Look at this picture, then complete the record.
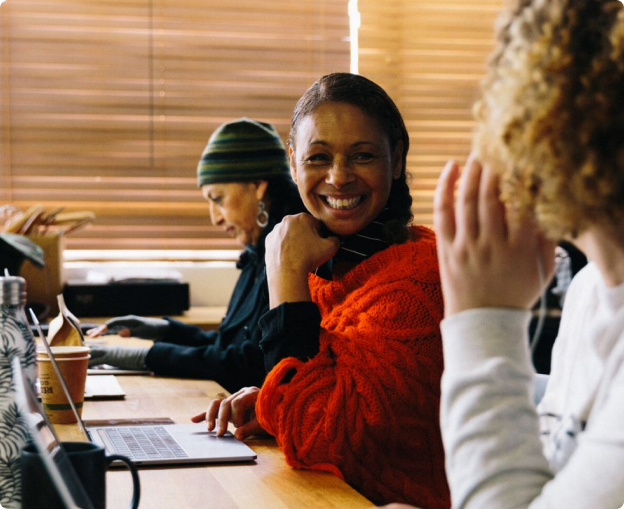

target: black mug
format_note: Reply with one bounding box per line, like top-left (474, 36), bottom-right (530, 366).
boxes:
top-left (21, 441), bottom-right (141, 509)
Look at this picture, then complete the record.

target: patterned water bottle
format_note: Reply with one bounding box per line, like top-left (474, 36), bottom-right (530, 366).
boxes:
top-left (0, 275), bottom-right (38, 509)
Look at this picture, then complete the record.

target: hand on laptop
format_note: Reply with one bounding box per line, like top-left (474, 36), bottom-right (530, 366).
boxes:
top-left (87, 315), bottom-right (169, 341)
top-left (191, 386), bottom-right (268, 441)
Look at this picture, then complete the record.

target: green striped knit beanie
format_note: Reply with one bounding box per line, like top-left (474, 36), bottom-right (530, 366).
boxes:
top-left (197, 118), bottom-right (290, 187)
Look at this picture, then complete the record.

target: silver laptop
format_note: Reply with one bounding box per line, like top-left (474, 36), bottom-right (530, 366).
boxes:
top-left (12, 357), bottom-right (94, 509)
top-left (32, 311), bottom-right (257, 467)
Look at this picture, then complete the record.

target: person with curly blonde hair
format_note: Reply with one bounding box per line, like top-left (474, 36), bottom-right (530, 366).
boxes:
top-left (379, 1), bottom-right (624, 508)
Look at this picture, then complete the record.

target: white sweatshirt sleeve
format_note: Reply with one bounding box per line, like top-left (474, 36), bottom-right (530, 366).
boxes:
top-left (440, 308), bottom-right (624, 509)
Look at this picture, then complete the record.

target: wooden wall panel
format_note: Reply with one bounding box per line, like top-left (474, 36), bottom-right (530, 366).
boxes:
top-left (0, 0), bottom-right (350, 250)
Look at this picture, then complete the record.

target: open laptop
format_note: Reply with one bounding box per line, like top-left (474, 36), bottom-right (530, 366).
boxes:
top-left (31, 311), bottom-right (257, 467)
top-left (12, 357), bottom-right (94, 509)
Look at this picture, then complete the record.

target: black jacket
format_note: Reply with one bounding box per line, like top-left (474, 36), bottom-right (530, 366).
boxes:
top-left (145, 242), bottom-right (268, 393)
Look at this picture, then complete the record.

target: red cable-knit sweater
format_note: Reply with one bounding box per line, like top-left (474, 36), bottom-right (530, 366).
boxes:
top-left (255, 226), bottom-right (450, 509)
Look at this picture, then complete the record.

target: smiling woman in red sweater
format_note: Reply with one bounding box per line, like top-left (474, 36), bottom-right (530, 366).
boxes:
top-left (193, 73), bottom-right (450, 509)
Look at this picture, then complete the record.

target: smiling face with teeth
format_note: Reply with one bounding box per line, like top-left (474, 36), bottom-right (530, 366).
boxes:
top-left (289, 101), bottom-right (402, 237)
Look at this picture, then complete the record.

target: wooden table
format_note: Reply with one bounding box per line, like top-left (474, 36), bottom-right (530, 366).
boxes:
top-left (56, 375), bottom-right (372, 509)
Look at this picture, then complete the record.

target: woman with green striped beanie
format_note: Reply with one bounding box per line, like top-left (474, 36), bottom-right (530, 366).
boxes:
top-left (88, 118), bottom-right (304, 393)
top-left (197, 117), bottom-right (294, 244)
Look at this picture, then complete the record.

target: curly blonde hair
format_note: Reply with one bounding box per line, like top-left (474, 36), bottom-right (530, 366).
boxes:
top-left (474, 0), bottom-right (624, 239)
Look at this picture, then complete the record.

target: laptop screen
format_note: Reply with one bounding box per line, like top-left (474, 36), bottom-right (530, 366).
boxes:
top-left (12, 357), bottom-right (94, 509)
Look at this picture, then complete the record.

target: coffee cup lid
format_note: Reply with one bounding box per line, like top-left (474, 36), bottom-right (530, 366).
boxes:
top-left (37, 345), bottom-right (90, 359)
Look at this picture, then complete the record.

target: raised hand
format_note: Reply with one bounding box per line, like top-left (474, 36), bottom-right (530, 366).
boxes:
top-left (434, 155), bottom-right (556, 317)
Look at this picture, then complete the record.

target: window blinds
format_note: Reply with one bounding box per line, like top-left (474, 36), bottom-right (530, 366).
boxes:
top-left (0, 0), bottom-right (350, 251)
top-left (358, 0), bottom-right (505, 226)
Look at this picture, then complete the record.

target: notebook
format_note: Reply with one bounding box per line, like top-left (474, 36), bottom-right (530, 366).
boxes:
top-left (32, 311), bottom-right (257, 467)
top-left (37, 375), bottom-right (126, 400)
top-left (84, 375), bottom-right (126, 399)
top-left (12, 357), bottom-right (94, 509)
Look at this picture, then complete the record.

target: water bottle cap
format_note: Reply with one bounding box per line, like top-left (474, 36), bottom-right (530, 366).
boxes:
top-left (0, 275), bottom-right (27, 306)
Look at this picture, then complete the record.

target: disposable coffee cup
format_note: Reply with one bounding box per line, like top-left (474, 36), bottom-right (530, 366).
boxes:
top-left (37, 346), bottom-right (90, 424)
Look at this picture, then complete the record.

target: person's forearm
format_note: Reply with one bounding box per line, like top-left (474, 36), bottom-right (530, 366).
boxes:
top-left (163, 317), bottom-right (218, 347)
top-left (267, 265), bottom-right (311, 308)
top-left (89, 345), bottom-right (150, 371)
top-left (441, 308), bottom-right (552, 509)
top-left (146, 340), bottom-right (265, 392)
top-left (259, 302), bottom-right (321, 371)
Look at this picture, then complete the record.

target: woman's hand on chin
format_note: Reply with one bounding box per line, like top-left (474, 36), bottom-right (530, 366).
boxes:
top-left (265, 213), bottom-right (340, 307)
top-left (191, 387), bottom-right (267, 441)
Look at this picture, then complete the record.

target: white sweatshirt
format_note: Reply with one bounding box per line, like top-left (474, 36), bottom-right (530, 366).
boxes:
top-left (440, 263), bottom-right (624, 509)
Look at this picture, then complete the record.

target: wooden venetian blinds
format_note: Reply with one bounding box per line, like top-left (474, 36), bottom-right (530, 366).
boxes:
top-left (0, 0), bottom-right (349, 251)
top-left (357, 0), bottom-right (505, 227)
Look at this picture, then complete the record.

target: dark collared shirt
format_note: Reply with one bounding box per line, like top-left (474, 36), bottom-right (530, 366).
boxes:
top-left (314, 208), bottom-right (391, 280)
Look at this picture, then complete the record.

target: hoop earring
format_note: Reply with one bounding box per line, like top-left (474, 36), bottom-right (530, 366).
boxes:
top-left (256, 200), bottom-right (269, 228)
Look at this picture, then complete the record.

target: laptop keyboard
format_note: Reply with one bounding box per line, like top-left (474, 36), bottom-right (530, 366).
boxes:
top-left (101, 426), bottom-right (189, 460)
